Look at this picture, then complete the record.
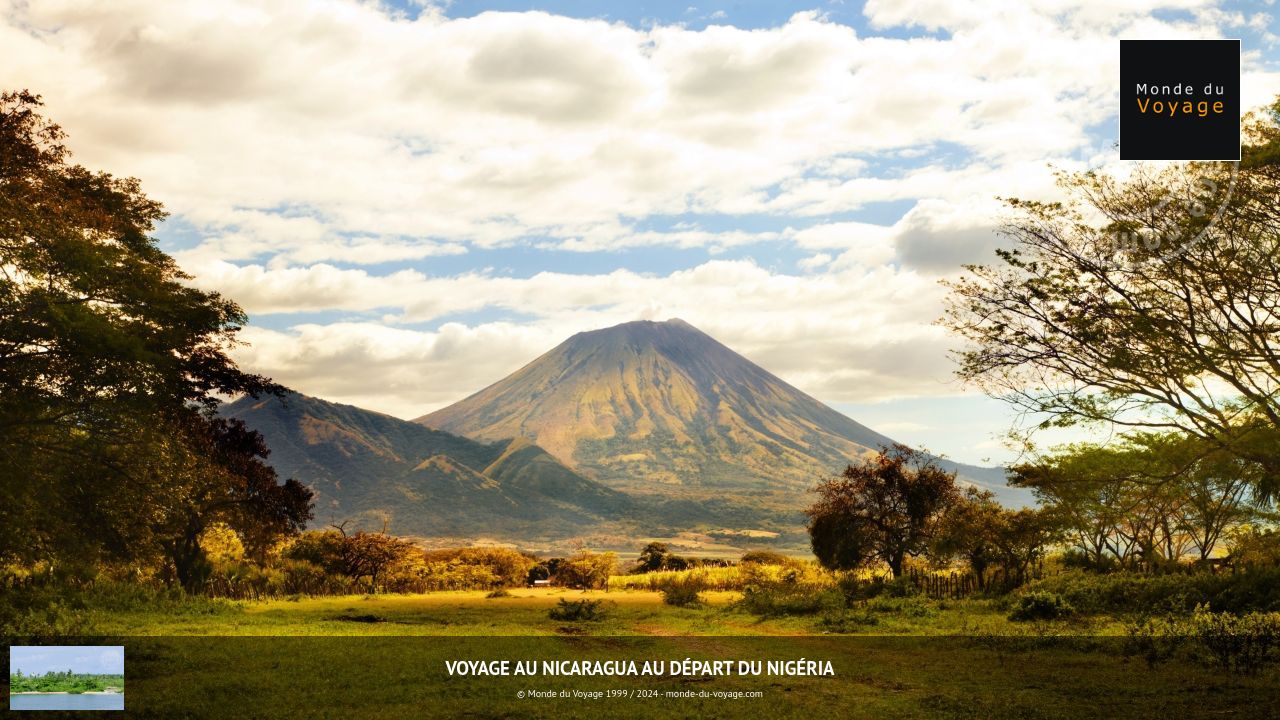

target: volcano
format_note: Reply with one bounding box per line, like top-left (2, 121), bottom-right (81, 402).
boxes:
top-left (416, 319), bottom-right (1020, 508)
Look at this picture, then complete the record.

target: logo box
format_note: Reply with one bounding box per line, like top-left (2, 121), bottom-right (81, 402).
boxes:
top-left (1120, 39), bottom-right (1240, 161)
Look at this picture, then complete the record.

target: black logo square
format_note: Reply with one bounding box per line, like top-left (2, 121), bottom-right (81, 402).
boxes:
top-left (1120, 39), bottom-right (1240, 161)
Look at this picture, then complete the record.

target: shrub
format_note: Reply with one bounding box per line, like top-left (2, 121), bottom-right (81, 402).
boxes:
top-left (1189, 605), bottom-right (1280, 675)
top-left (1123, 614), bottom-right (1188, 668)
top-left (738, 584), bottom-right (843, 616)
top-left (882, 576), bottom-right (922, 598)
top-left (1009, 591), bottom-right (1074, 621)
top-left (1058, 549), bottom-right (1118, 573)
top-left (548, 598), bottom-right (608, 622)
top-left (422, 548), bottom-right (538, 588)
top-left (1021, 568), bottom-right (1280, 615)
top-left (1228, 526), bottom-right (1280, 568)
top-left (818, 608), bottom-right (879, 632)
top-left (740, 550), bottom-right (793, 566)
top-left (658, 573), bottom-right (708, 607)
top-left (867, 595), bottom-right (935, 618)
top-left (485, 588), bottom-right (512, 599)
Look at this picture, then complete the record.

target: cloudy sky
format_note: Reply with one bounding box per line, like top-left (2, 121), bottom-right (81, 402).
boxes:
top-left (4, 0), bottom-right (1280, 464)
top-left (10, 645), bottom-right (125, 675)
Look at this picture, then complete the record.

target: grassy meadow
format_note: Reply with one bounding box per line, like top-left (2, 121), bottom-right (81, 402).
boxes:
top-left (23, 587), bottom-right (1273, 720)
top-left (82, 586), bottom-right (1114, 637)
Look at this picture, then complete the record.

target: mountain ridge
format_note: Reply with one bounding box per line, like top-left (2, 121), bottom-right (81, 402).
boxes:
top-left (222, 392), bottom-right (634, 539)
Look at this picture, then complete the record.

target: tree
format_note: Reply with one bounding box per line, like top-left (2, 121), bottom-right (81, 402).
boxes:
top-left (557, 551), bottom-right (617, 589)
top-left (0, 90), bottom-right (312, 573)
top-left (159, 417), bottom-right (313, 589)
top-left (990, 508), bottom-right (1054, 586)
top-left (1012, 433), bottom-right (1264, 569)
top-left (942, 99), bottom-right (1280, 498)
top-left (332, 525), bottom-right (412, 589)
top-left (635, 542), bottom-right (674, 573)
top-left (1011, 443), bottom-right (1144, 568)
top-left (806, 445), bottom-right (959, 577)
top-left (932, 487), bottom-right (1004, 589)
top-left (933, 487), bottom-right (1054, 588)
top-left (1148, 433), bottom-right (1261, 561)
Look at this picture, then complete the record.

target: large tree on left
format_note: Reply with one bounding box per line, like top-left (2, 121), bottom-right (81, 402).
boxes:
top-left (0, 91), bottom-right (311, 585)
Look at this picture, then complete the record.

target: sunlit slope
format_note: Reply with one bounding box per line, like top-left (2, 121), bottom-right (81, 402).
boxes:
top-left (416, 319), bottom-right (1020, 504)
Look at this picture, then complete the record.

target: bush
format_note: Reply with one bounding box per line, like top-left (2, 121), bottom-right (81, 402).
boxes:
top-left (1009, 591), bottom-right (1074, 621)
top-left (658, 573), bottom-right (708, 607)
top-left (740, 550), bottom-right (793, 566)
top-left (738, 584), bottom-right (843, 616)
top-left (1021, 568), bottom-right (1280, 615)
top-left (485, 588), bottom-right (511, 599)
top-left (1123, 614), bottom-right (1187, 668)
top-left (1228, 526), bottom-right (1280, 568)
top-left (556, 552), bottom-right (617, 590)
top-left (1123, 606), bottom-right (1280, 675)
top-left (421, 547), bottom-right (538, 589)
top-left (882, 575), bottom-right (922, 598)
top-left (1189, 605), bottom-right (1280, 675)
top-left (548, 599), bottom-right (608, 622)
top-left (867, 595), bottom-right (934, 618)
top-left (818, 608), bottom-right (879, 632)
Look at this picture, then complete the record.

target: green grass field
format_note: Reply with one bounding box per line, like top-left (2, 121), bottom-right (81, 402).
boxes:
top-left (27, 587), bottom-right (1273, 719)
top-left (83, 587), bottom-right (1121, 637)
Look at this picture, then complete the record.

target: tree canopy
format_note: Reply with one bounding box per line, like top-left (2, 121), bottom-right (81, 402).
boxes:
top-left (806, 445), bottom-right (959, 577)
top-left (0, 90), bottom-right (311, 583)
top-left (942, 99), bottom-right (1280, 498)
top-left (1010, 432), bottom-right (1265, 568)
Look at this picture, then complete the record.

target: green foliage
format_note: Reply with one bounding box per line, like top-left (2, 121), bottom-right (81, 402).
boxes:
top-left (9, 671), bottom-right (124, 694)
top-left (867, 594), bottom-right (935, 618)
top-left (555, 551), bottom-right (616, 590)
top-left (807, 445), bottom-right (959, 577)
top-left (738, 585), bottom-right (843, 617)
top-left (1188, 605), bottom-right (1280, 674)
top-left (1008, 591), bottom-right (1074, 622)
top-left (1011, 434), bottom-right (1262, 572)
top-left (0, 91), bottom-right (312, 581)
top-left (547, 598), bottom-right (608, 622)
top-left (657, 573), bottom-right (708, 607)
top-left (818, 607), bottom-right (879, 631)
top-left (735, 561), bottom-right (843, 616)
top-left (882, 575), bottom-right (923, 598)
top-left (485, 588), bottom-right (511, 599)
top-left (1229, 526), bottom-right (1280, 567)
top-left (942, 122), bottom-right (1280, 489)
top-left (281, 535), bottom-right (538, 595)
top-left (629, 542), bottom-right (731, 574)
top-left (1124, 606), bottom-right (1280, 675)
top-left (1021, 568), bottom-right (1280, 615)
top-left (1123, 613), bottom-right (1187, 668)
top-left (635, 542), bottom-right (673, 572)
top-left (739, 550), bottom-right (792, 566)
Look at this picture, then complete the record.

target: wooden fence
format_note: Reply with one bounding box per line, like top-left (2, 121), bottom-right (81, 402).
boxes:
top-left (903, 566), bottom-right (1041, 599)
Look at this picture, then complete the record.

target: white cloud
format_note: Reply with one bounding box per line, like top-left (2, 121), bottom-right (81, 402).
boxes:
top-left (797, 252), bottom-right (833, 271)
top-left (5, 0), bottom-right (1278, 424)
top-left (216, 257), bottom-right (952, 417)
top-left (5, 1), bottom-right (1271, 260)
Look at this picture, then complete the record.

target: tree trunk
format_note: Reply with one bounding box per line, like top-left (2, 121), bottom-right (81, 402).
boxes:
top-left (971, 559), bottom-right (988, 590)
top-left (888, 552), bottom-right (905, 578)
top-left (170, 518), bottom-right (207, 592)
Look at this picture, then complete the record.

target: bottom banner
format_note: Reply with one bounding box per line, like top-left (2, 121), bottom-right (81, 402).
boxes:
top-left (5, 636), bottom-right (1280, 719)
